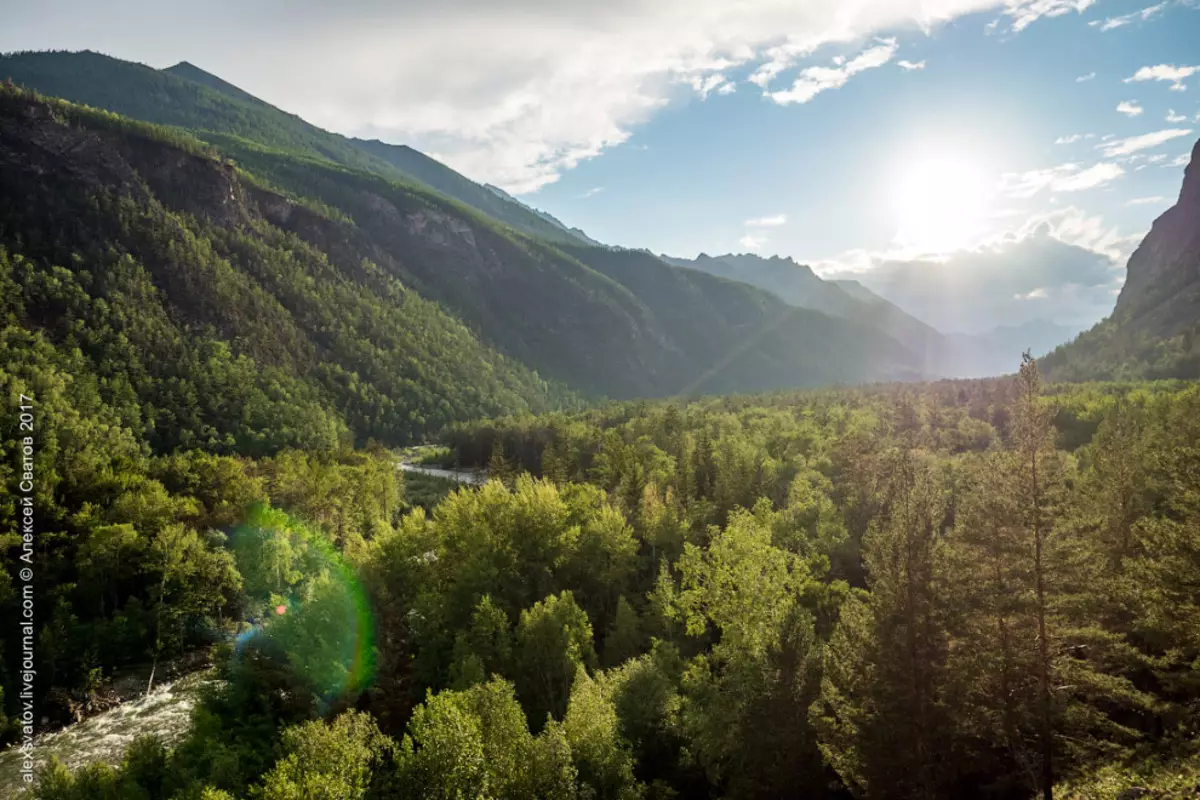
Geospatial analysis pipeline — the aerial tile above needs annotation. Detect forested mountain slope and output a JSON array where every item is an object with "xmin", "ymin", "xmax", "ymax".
[
  {"xmin": 1044, "ymin": 137, "xmax": 1200, "ymax": 380},
  {"xmin": 0, "ymin": 50, "xmax": 583, "ymax": 243},
  {"xmin": 2, "ymin": 51, "xmax": 929, "ymax": 398},
  {"xmin": 0, "ymin": 85, "xmax": 572, "ymax": 450}
]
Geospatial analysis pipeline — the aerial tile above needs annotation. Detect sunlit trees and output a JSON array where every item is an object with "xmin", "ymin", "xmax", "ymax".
[
  {"xmin": 257, "ymin": 711, "xmax": 393, "ymax": 800},
  {"xmin": 665, "ymin": 506, "xmax": 827, "ymax": 797},
  {"xmin": 514, "ymin": 591, "xmax": 596, "ymax": 731}
]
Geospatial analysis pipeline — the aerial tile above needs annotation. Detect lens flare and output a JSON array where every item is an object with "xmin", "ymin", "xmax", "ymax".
[{"xmin": 229, "ymin": 504, "xmax": 376, "ymax": 706}]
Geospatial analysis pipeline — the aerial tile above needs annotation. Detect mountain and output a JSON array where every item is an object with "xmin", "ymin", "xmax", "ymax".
[
  {"xmin": 0, "ymin": 50, "xmax": 584, "ymax": 243},
  {"xmin": 0, "ymin": 84, "xmax": 571, "ymax": 451},
  {"xmin": 347, "ymin": 139, "xmax": 592, "ymax": 243},
  {"xmin": 0, "ymin": 82, "xmax": 927, "ymax": 446},
  {"xmin": 669, "ymin": 252, "xmax": 1088, "ymax": 377},
  {"xmin": 483, "ymin": 183, "xmax": 600, "ymax": 245},
  {"xmin": 831, "ymin": 278, "xmax": 889, "ymax": 304},
  {"xmin": 667, "ymin": 252, "xmax": 1026, "ymax": 376},
  {"xmin": 1043, "ymin": 137, "xmax": 1200, "ymax": 380},
  {"xmin": 666, "ymin": 253, "xmax": 862, "ymax": 314}
]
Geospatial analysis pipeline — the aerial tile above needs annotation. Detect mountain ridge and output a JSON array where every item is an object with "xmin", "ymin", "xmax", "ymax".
[
  {"xmin": 0, "ymin": 50, "xmax": 590, "ymax": 244},
  {"xmin": 0, "ymin": 79, "xmax": 929, "ymax": 440}
]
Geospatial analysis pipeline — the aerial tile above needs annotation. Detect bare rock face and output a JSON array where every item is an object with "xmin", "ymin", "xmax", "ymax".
[{"xmin": 1114, "ymin": 137, "xmax": 1200, "ymax": 334}]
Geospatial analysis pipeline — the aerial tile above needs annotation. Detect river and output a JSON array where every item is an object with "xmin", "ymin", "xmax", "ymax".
[
  {"xmin": 0, "ymin": 670, "xmax": 212, "ymax": 795},
  {"xmin": 1, "ymin": 459, "xmax": 481, "ymax": 793},
  {"xmin": 398, "ymin": 460, "xmax": 488, "ymax": 485}
]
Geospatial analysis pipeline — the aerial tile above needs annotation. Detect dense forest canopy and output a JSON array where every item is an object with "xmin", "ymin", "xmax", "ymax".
[{"xmin": 4, "ymin": 349, "xmax": 1200, "ymax": 797}]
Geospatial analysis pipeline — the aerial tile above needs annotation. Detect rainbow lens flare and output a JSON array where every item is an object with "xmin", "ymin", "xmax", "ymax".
[{"xmin": 229, "ymin": 503, "xmax": 376, "ymax": 706}]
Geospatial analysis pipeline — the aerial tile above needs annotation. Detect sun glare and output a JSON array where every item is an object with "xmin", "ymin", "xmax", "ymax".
[{"xmin": 890, "ymin": 153, "xmax": 994, "ymax": 254}]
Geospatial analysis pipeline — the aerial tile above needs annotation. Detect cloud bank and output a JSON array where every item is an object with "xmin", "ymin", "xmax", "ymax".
[
  {"xmin": 817, "ymin": 205, "xmax": 1142, "ymax": 334},
  {"xmin": 1, "ymin": 0, "xmax": 1111, "ymax": 193}
]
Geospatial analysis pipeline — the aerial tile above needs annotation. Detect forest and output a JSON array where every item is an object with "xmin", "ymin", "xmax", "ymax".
[
  {"xmin": 4, "ymin": 351, "xmax": 1198, "ymax": 798},
  {"xmin": 2, "ymin": 52, "xmax": 1199, "ymax": 800}
]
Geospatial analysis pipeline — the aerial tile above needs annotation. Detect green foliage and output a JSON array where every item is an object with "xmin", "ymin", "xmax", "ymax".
[
  {"xmin": 256, "ymin": 711, "xmax": 394, "ymax": 800},
  {"xmin": 392, "ymin": 679, "xmax": 578, "ymax": 799},
  {"xmin": 562, "ymin": 667, "xmax": 643, "ymax": 799},
  {"xmin": 514, "ymin": 591, "xmax": 596, "ymax": 731}
]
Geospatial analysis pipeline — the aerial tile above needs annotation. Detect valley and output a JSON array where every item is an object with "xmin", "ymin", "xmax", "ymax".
[{"xmin": 1, "ymin": 44, "xmax": 1199, "ymax": 800}]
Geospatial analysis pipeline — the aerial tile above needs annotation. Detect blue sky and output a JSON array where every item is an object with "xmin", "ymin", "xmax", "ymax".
[
  {"xmin": 532, "ymin": 1, "xmax": 1199, "ymax": 268},
  {"xmin": 3, "ymin": 0, "xmax": 1199, "ymax": 333}
]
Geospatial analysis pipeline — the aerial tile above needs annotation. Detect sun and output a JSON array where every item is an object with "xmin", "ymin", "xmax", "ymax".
[{"xmin": 890, "ymin": 153, "xmax": 994, "ymax": 254}]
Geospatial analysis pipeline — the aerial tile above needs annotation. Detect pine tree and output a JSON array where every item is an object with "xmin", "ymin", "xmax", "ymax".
[
  {"xmin": 815, "ymin": 446, "xmax": 951, "ymax": 799},
  {"xmin": 1015, "ymin": 353, "xmax": 1057, "ymax": 800},
  {"xmin": 943, "ymin": 356, "xmax": 1156, "ymax": 796},
  {"xmin": 541, "ymin": 437, "xmax": 569, "ymax": 485},
  {"xmin": 487, "ymin": 439, "xmax": 516, "ymax": 489}
]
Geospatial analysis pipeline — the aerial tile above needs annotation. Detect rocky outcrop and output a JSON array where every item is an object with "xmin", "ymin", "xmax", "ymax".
[
  {"xmin": 1113, "ymin": 137, "xmax": 1200, "ymax": 334},
  {"xmin": 1042, "ymin": 137, "xmax": 1200, "ymax": 380}
]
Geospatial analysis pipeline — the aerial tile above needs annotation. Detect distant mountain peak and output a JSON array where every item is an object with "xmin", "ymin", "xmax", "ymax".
[
  {"xmin": 162, "ymin": 60, "xmax": 274, "ymax": 108},
  {"xmin": 708, "ymin": 252, "xmax": 817, "ymax": 278}
]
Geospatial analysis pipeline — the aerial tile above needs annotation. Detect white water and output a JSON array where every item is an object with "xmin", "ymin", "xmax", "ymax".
[{"xmin": 0, "ymin": 671, "xmax": 211, "ymax": 795}]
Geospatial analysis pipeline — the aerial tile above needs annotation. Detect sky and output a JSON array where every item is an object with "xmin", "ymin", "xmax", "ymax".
[{"xmin": 3, "ymin": 0, "xmax": 1200, "ymax": 334}]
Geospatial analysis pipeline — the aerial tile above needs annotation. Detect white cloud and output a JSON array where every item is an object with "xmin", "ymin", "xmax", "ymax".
[
  {"xmin": 577, "ymin": 186, "xmax": 605, "ymax": 199},
  {"xmin": 765, "ymin": 38, "xmax": 898, "ymax": 105},
  {"xmin": 745, "ymin": 213, "xmax": 788, "ymax": 227},
  {"xmin": 1166, "ymin": 109, "xmax": 1188, "ymax": 122},
  {"xmin": 1055, "ymin": 133, "xmax": 1095, "ymax": 144},
  {"xmin": 897, "ymin": 59, "xmax": 926, "ymax": 70},
  {"xmin": 0, "ymin": 0, "xmax": 1111, "ymax": 194},
  {"xmin": 716, "ymin": 81, "xmax": 737, "ymax": 95},
  {"xmin": 1088, "ymin": 1, "xmax": 1168, "ymax": 31},
  {"xmin": 1098, "ymin": 128, "xmax": 1194, "ymax": 156},
  {"xmin": 1166, "ymin": 153, "xmax": 1191, "ymax": 167},
  {"xmin": 739, "ymin": 233, "xmax": 767, "ymax": 250},
  {"xmin": 998, "ymin": 161, "xmax": 1124, "ymax": 197},
  {"xmin": 1076, "ymin": 71, "xmax": 1097, "ymax": 82},
  {"xmin": 1125, "ymin": 64, "xmax": 1200, "ymax": 92},
  {"xmin": 814, "ymin": 206, "xmax": 1133, "ymax": 335},
  {"xmin": 1117, "ymin": 100, "xmax": 1144, "ymax": 116},
  {"xmin": 688, "ymin": 73, "xmax": 733, "ymax": 99},
  {"xmin": 1054, "ymin": 162, "xmax": 1126, "ymax": 191},
  {"xmin": 1004, "ymin": 0, "xmax": 1096, "ymax": 33},
  {"xmin": 1125, "ymin": 195, "xmax": 1168, "ymax": 205},
  {"xmin": 1013, "ymin": 206, "xmax": 1144, "ymax": 264}
]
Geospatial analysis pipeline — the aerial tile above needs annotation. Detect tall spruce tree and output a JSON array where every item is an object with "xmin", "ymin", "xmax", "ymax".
[{"xmin": 815, "ymin": 446, "xmax": 951, "ymax": 799}]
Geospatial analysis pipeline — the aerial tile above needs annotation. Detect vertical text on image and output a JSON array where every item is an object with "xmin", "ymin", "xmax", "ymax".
[{"xmin": 16, "ymin": 392, "xmax": 36, "ymax": 785}]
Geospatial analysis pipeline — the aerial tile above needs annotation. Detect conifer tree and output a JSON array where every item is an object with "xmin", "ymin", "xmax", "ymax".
[
  {"xmin": 815, "ymin": 446, "xmax": 951, "ymax": 799},
  {"xmin": 1015, "ymin": 353, "xmax": 1057, "ymax": 800},
  {"xmin": 487, "ymin": 438, "xmax": 516, "ymax": 488}
]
